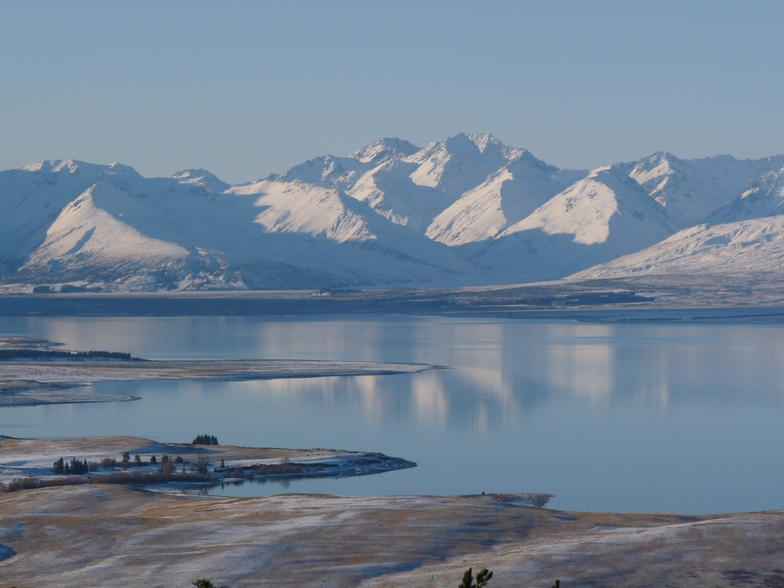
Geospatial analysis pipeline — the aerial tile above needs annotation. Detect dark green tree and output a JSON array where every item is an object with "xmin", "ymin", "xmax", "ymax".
[
  {"xmin": 192, "ymin": 434, "xmax": 219, "ymax": 445},
  {"xmin": 69, "ymin": 457, "xmax": 87, "ymax": 475},
  {"xmin": 53, "ymin": 457, "xmax": 64, "ymax": 475},
  {"xmin": 459, "ymin": 568, "xmax": 493, "ymax": 588}
]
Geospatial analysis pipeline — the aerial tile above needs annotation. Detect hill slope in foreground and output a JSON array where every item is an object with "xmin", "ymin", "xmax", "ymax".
[{"xmin": 0, "ymin": 460, "xmax": 779, "ymax": 587}]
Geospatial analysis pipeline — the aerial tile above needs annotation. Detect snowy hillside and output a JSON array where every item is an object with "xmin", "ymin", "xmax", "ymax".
[
  {"xmin": 571, "ymin": 217, "xmax": 784, "ymax": 279},
  {"xmin": 707, "ymin": 166, "xmax": 784, "ymax": 224},
  {"xmin": 3, "ymin": 160, "xmax": 478, "ymax": 291},
  {"xmin": 3, "ymin": 135, "xmax": 784, "ymax": 292}
]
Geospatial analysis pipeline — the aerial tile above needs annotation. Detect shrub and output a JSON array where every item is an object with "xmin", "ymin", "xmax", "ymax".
[
  {"xmin": 192, "ymin": 454, "xmax": 210, "ymax": 474},
  {"xmin": 192, "ymin": 580, "xmax": 228, "ymax": 588},
  {"xmin": 255, "ymin": 462, "xmax": 303, "ymax": 475},
  {"xmin": 101, "ymin": 457, "xmax": 116, "ymax": 469}
]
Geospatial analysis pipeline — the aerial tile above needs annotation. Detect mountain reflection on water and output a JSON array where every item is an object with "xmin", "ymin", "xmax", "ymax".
[{"xmin": 1, "ymin": 315, "xmax": 783, "ymax": 513}]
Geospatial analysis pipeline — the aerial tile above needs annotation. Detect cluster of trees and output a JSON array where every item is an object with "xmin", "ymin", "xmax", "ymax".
[
  {"xmin": 52, "ymin": 457, "xmax": 90, "ymax": 475},
  {"xmin": 192, "ymin": 434, "xmax": 219, "ymax": 445},
  {"xmin": 52, "ymin": 453, "xmax": 184, "ymax": 475}
]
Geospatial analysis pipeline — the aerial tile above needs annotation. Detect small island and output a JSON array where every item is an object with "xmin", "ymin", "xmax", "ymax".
[{"xmin": 0, "ymin": 434, "xmax": 418, "ymax": 495}]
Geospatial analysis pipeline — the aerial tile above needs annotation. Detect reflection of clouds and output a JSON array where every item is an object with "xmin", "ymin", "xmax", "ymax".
[
  {"xmin": 23, "ymin": 315, "xmax": 784, "ymax": 446},
  {"xmin": 411, "ymin": 371, "xmax": 448, "ymax": 428},
  {"xmin": 547, "ymin": 344, "xmax": 614, "ymax": 402},
  {"xmin": 472, "ymin": 402, "xmax": 489, "ymax": 437},
  {"xmin": 631, "ymin": 347, "xmax": 669, "ymax": 409},
  {"xmin": 354, "ymin": 375, "xmax": 385, "ymax": 423},
  {"xmin": 253, "ymin": 319, "xmax": 384, "ymax": 362},
  {"xmin": 446, "ymin": 323, "xmax": 520, "ymax": 418}
]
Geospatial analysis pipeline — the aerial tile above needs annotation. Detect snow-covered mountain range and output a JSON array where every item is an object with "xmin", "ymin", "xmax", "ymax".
[{"xmin": 3, "ymin": 134, "xmax": 784, "ymax": 292}]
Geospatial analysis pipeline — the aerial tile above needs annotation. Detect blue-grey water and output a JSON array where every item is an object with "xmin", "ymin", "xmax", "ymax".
[{"xmin": 1, "ymin": 314, "xmax": 783, "ymax": 515}]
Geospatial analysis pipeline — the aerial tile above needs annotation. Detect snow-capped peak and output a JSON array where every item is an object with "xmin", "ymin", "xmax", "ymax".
[
  {"xmin": 349, "ymin": 138, "xmax": 420, "ymax": 164},
  {"xmin": 8, "ymin": 135, "xmax": 784, "ymax": 293},
  {"xmin": 171, "ymin": 169, "xmax": 230, "ymax": 191},
  {"xmin": 464, "ymin": 132, "xmax": 523, "ymax": 160},
  {"xmin": 18, "ymin": 159, "xmax": 93, "ymax": 174},
  {"xmin": 628, "ymin": 151, "xmax": 679, "ymax": 185}
]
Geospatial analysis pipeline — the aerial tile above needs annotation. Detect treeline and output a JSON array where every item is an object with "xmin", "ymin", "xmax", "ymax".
[
  {"xmin": 0, "ymin": 349, "xmax": 136, "ymax": 361},
  {"xmin": 192, "ymin": 434, "xmax": 219, "ymax": 445},
  {"xmin": 0, "ymin": 471, "xmax": 213, "ymax": 493}
]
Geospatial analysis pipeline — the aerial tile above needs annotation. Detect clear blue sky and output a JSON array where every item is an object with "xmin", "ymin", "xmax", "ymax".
[{"xmin": 2, "ymin": 0, "xmax": 783, "ymax": 184}]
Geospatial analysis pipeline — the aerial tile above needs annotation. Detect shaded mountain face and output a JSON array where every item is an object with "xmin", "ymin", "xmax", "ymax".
[{"xmin": 2, "ymin": 136, "xmax": 784, "ymax": 292}]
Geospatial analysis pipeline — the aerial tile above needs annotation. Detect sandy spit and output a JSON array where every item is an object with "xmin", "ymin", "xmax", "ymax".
[{"xmin": 0, "ymin": 358, "xmax": 441, "ymax": 405}]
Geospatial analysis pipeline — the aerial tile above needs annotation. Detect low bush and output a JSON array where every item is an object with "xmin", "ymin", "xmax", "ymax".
[{"xmin": 255, "ymin": 462, "xmax": 304, "ymax": 475}]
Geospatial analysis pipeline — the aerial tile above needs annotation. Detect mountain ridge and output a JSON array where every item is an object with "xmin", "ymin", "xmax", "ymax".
[{"xmin": 3, "ymin": 135, "xmax": 784, "ymax": 292}]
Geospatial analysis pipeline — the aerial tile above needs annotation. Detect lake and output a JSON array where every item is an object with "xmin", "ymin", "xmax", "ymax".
[{"xmin": 1, "ymin": 314, "xmax": 783, "ymax": 515}]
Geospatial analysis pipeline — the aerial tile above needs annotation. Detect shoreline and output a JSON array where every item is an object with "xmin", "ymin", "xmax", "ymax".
[{"xmin": 4, "ymin": 292, "xmax": 784, "ymax": 325}]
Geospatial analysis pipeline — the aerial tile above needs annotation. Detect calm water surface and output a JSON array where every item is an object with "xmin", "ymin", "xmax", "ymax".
[{"xmin": 1, "ymin": 315, "xmax": 783, "ymax": 514}]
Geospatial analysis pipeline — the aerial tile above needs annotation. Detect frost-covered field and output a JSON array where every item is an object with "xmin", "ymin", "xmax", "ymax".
[{"xmin": 0, "ymin": 481, "xmax": 780, "ymax": 588}]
